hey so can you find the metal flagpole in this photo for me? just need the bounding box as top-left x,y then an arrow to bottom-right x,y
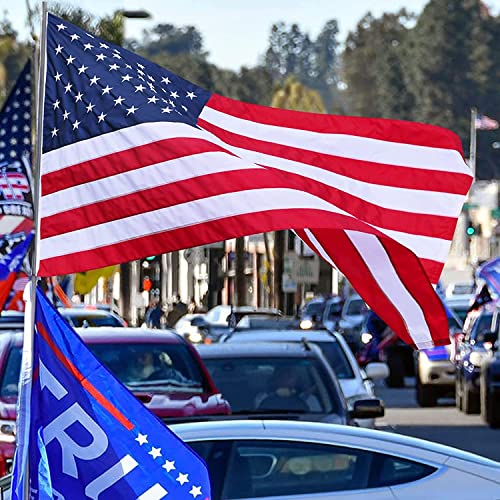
470,107 -> 477,180
15,2 -> 48,498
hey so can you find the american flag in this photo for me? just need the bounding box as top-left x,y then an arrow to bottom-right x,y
40,14 -> 473,348
475,114 -> 499,131
0,61 -> 34,236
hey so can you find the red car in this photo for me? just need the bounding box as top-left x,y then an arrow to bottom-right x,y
0,327 -> 231,475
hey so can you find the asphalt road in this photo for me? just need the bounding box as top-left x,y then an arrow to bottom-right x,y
374,378 -> 500,462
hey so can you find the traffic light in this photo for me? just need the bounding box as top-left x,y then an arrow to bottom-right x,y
465,221 -> 481,237
466,224 -> 476,236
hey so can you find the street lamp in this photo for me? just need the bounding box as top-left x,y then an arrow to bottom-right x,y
120,10 -> 152,19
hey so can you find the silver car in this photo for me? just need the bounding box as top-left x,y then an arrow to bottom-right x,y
173,420 -> 500,500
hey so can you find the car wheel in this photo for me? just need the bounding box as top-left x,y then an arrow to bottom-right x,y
386,351 -> 405,388
416,374 -> 437,407
463,381 -> 480,414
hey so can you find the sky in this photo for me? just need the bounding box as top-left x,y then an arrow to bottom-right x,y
6,0 -> 500,71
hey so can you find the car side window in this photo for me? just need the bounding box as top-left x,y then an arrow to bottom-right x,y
222,440 -> 374,499
188,440 -> 231,500
371,454 -> 437,487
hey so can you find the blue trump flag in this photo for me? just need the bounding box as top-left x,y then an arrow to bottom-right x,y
12,287 -> 210,499
476,256 -> 500,297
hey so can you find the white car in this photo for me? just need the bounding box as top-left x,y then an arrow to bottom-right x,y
174,313 -> 205,343
223,328 -> 389,428
172,420 -> 500,500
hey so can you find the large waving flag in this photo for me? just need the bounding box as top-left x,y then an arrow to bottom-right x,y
0,231 -> 33,310
0,61 -> 34,237
12,286 -> 210,499
38,14 -> 472,348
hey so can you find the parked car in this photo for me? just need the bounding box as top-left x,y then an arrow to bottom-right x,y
222,328 -> 388,428
414,305 -> 463,407
174,420 -> 500,500
197,342 -> 383,426
337,294 -> 369,353
174,313 -> 205,343
0,328 -> 231,475
192,306 -> 282,343
455,302 -> 498,414
58,306 -> 127,328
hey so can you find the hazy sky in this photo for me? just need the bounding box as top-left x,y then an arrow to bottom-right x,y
7,1 -> 500,70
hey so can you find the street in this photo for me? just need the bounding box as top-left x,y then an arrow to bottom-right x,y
375,378 -> 500,462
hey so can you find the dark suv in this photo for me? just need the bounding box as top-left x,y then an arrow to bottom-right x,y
455,302 -> 498,414
196,342 -> 383,425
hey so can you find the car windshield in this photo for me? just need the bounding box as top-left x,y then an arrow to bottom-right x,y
303,301 -> 325,318
87,343 -> 206,393
203,357 -> 340,415
64,314 -> 124,327
345,299 -> 365,316
314,341 -> 355,379
470,312 -> 494,343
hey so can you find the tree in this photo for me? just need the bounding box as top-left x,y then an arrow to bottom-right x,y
342,10 -> 414,119
263,20 -> 341,111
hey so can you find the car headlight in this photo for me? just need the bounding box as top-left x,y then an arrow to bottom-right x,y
300,319 -> 313,330
188,331 -> 203,344
361,333 -> 373,344
0,420 -> 15,443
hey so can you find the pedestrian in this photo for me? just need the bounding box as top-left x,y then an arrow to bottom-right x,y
187,296 -> 198,314
166,293 -> 188,327
147,300 -> 163,329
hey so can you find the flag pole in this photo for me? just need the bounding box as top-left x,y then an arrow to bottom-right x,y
14,2 -> 48,498
470,107 -> 477,180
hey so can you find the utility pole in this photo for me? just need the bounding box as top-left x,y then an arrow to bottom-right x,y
273,230 -> 285,311
235,237 -> 246,305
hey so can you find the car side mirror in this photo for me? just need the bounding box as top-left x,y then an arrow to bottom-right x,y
190,316 -> 207,327
364,362 -> 390,381
350,399 -> 385,419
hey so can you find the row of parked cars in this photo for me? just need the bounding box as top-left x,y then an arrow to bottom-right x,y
1,300 -> 500,498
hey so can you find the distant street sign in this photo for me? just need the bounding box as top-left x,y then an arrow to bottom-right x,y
462,202 -> 479,211
492,208 -> 500,219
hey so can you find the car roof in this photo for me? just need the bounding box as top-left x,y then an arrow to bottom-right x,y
170,420 -> 500,469
59,308 -> 120,317
226,329 -> 340,343
196,341 -> 321,358
74,327 -> 183,344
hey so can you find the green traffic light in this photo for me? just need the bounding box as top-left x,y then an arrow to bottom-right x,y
467,227 -> 475,236
145,255 -> 157,261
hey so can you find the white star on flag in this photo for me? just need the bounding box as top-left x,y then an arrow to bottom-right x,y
189,486 -> 202,498
135,433 -> 148,445
162,460 -> 175,472
149,447 -> 162,459
176,473 -> 189,485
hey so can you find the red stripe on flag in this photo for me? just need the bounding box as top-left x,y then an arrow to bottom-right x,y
206,94 -> 465,153
42,137 -> 234,196
37,321 -> 134,430
198,118 -> 472,196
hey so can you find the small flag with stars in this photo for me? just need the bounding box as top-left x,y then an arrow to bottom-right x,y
0,61 -> 33,221
11,287 -> 211,500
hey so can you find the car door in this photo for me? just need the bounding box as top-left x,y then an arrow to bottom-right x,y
189,438 -> 405,499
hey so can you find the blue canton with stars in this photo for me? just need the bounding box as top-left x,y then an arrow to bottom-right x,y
11,287 -> 211,500
44,13 -> 211,154
0,61 -> 33,218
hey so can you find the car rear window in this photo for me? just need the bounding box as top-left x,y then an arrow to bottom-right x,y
303,301 -> 325,318
0,346 -> 22,397
88,343 -> 207,393
202,357 -> 341,415
64,313 -> 124,327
